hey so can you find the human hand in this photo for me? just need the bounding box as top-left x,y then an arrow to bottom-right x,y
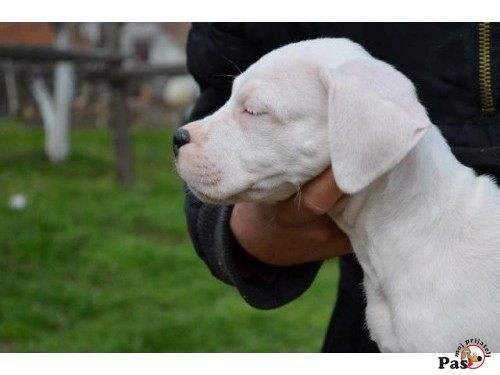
229,168 -> 351,266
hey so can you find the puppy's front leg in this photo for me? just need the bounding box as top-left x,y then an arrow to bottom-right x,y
364,280 -> 400,352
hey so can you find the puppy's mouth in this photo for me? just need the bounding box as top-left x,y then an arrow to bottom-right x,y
187,187 -> 223,204
188,179 -> 299,205
187,184 -> 269,205
178,156 -> 297,204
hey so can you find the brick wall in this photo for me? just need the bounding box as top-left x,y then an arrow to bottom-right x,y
0,22 -> 55,46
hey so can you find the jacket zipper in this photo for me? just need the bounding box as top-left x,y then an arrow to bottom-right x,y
478,22 -> 496,116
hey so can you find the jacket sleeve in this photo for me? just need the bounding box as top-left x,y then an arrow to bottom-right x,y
184,22 -> 322,309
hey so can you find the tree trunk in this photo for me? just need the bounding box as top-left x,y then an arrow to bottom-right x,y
31,23 -> 76,162
32,76 -> 56,142
4,60 -> 19,115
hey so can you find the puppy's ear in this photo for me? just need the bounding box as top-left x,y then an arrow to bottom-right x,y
322,59 -> 431,194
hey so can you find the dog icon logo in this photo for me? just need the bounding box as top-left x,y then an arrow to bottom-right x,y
461,345 -> 486,369
439,338 -> 491,369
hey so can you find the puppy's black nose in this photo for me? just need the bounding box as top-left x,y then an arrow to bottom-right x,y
477,356 -> 482,362
173,128 -> 191,157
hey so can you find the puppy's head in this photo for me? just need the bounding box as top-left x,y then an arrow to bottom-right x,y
175,38 -> 430,204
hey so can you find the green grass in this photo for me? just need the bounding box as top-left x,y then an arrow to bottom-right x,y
0,118 -> 339,352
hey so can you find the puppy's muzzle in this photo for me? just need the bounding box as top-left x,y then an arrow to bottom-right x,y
173,127 -> 191,158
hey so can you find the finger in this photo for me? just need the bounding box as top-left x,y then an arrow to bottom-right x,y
275,167 -> 343,224
301,168 -> 343,215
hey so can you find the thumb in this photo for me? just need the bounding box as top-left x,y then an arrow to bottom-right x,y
275,167 -> 343,224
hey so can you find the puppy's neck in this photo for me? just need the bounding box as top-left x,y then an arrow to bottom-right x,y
384,125 -> 465,202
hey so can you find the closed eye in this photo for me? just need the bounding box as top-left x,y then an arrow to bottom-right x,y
244,108 -> 266,116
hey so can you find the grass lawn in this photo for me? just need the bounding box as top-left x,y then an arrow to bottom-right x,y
0,118 -> 340,352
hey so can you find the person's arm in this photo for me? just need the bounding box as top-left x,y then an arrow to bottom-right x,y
185,168 -> 351,309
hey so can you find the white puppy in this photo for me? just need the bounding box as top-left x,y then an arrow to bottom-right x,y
175,38 -> 500,352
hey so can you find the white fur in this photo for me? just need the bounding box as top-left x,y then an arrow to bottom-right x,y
176,38 -> 500,352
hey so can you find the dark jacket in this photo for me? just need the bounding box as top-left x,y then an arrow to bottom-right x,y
184,23 -> 500,352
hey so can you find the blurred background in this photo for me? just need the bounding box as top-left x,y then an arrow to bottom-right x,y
0,22 -> 339,352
